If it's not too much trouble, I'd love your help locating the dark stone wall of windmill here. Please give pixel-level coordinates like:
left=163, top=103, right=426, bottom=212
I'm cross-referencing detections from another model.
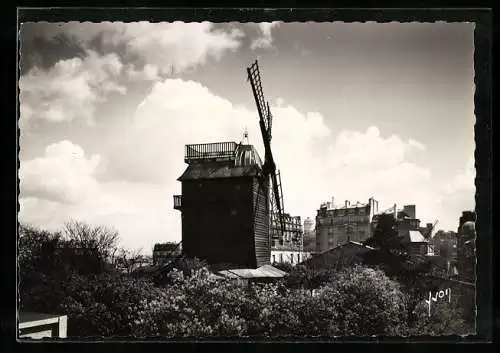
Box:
left=181, top=177, right=256, bottom=267
left=253, top=177, right=270, bottom=267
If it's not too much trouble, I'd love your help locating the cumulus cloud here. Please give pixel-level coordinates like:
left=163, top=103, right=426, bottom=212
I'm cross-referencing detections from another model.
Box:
left=250, top=22, right=280, bottom=50
left=27, top=22, right=244, bottom=78
left=442, top=155, right=476, bottom=194
left=435, top=155, right=476, bottom=229
left=18, top=140, right=179, bottom=251
left=19, top=140, right=101, bottom=204
left=19, top=22, right=245, bottom=128
left=19, top=51, right=126, bottom=126
left=19, top=79, right=473, bottom=251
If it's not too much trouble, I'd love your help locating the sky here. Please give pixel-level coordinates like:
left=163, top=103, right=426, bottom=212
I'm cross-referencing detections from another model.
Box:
left=18, top=21, right=476, bottom=253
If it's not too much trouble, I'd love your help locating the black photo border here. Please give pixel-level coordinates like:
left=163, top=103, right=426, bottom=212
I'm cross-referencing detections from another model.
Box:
left=4, top=4, right=495, bottom=353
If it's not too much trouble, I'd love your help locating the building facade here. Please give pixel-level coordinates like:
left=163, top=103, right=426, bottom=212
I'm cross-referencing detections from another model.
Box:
left=302, top=217, right=316, bottom=252
left=315, top=197, right=379, bottom=253
left=431, top=230, right=458, bottom=260
left=153, top=242, right=182, bottom=265
left=395, top=204, right=434, bottom=256
left=270, top=213, right=311, bottom=265
left=456, top=211, right=476, bottom=282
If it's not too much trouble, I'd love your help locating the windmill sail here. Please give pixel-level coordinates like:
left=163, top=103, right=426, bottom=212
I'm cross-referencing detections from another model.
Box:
left=247, top=60, right=286, bottom=240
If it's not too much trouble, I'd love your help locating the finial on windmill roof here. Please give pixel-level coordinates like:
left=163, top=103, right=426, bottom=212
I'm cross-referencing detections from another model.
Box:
left=241, top=126, right=250, bottom=145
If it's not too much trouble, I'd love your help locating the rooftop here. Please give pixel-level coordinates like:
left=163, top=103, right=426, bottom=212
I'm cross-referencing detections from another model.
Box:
left=184, top=142, right=262, bottom=167
left=216, top=265, right=287, bottom=279
left=179, top=142, right=263, bottom=181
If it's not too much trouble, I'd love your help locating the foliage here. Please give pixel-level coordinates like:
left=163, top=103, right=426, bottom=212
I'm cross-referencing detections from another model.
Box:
left=407, top=300, right=473, bottom=336
left=19, top=221, right=471, bottom=338
left=63, top=220, right=120, bottom=264
left=361, top=214, right=453, bottom=327
left=271, top=262, right=294, bottom=273
left=285, top=264, right=337, bottom=290
left=115, top=248, right=145, bottom=275
left=317, top=265, right=408, bottom=336
left=152, top=256, right=208, bottom=285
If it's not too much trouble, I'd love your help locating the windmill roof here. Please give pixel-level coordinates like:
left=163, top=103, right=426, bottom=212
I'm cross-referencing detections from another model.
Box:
left=178, top=163, right=261, bottom=181
left=179, top=143, right=264, bottom=181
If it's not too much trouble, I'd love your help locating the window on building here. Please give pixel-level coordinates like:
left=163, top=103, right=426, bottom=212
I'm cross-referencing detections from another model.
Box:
left=272, top=255, right=276, bottom=263
left=280, top=253, right=283, bottom=262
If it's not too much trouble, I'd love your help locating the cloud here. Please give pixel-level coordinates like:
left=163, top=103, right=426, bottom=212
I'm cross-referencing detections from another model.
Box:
left=442, top=155, right=476, bottom=194
left=19, top=79, right=472, bottom=251
left=435, top=155, right=476, bottom=229
left=19, top=51, right=127, bottom=126
left=19, top=140, right=101, bottom=204
left=27, top=22, right=244, bottom=78
left=250, top=22, right=280, bottom=50
left=19, top=22, right=245, bottom=128
left=18, top=140, right=179, bottom=251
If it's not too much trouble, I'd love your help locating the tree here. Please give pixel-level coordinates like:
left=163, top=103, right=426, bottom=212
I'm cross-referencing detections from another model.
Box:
left=318, top=265, right=408, bottom=336
left=115, top=248, right=145, bottom=275
left=63, top=220, right=120, bottom=266
left=361, top=213, right=447, bottom=327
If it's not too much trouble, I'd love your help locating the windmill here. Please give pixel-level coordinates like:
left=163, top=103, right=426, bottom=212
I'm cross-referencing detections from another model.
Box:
left=246, top=60, right=286, bottom=245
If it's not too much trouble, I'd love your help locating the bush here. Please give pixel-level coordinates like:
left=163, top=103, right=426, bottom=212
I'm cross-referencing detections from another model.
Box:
left=407, top=300, right=473, bottom=336
left=285, top=265, right=337, bottom=290
left=272, top=262, right=294, bottom=273
left=19, top=223, right=433, bottom=338
left=52, top=273, right=163, bottom=337
left=317, top=265, right=408, bottom=336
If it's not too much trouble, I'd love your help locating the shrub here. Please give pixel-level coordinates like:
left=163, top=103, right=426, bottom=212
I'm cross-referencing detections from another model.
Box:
left=407, top=300, right=473, bottom=336
left=285, top=265, right=337, bottom=290
left=272, top=262, right=294, bottom=273
left=317, top=265, right=408, bottom=336
left=59, top=272, right=164, bottom=337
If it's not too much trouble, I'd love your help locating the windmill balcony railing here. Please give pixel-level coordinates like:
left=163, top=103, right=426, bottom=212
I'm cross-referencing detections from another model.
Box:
left=185, top=142, right=238, bottom=164
left=173, top=195, right=182, bottom=210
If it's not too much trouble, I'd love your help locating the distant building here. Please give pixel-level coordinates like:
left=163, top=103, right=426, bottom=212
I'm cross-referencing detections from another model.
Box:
left=302, top=217, right=316, bottom=252
left=315, top=197, right=379, bottom=253
left=302, top=241, right=375, bottom=270
left=270, top=213, right=311, bottom=265
left=395, top=204, right=433, bottom=256
left=456, top=211, right=476, bottom=282
left=420, top=222, right=435, bottom=240
left=153, top=242, right=182, bottom=265
left=432, top=230, right=458, bottom=260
